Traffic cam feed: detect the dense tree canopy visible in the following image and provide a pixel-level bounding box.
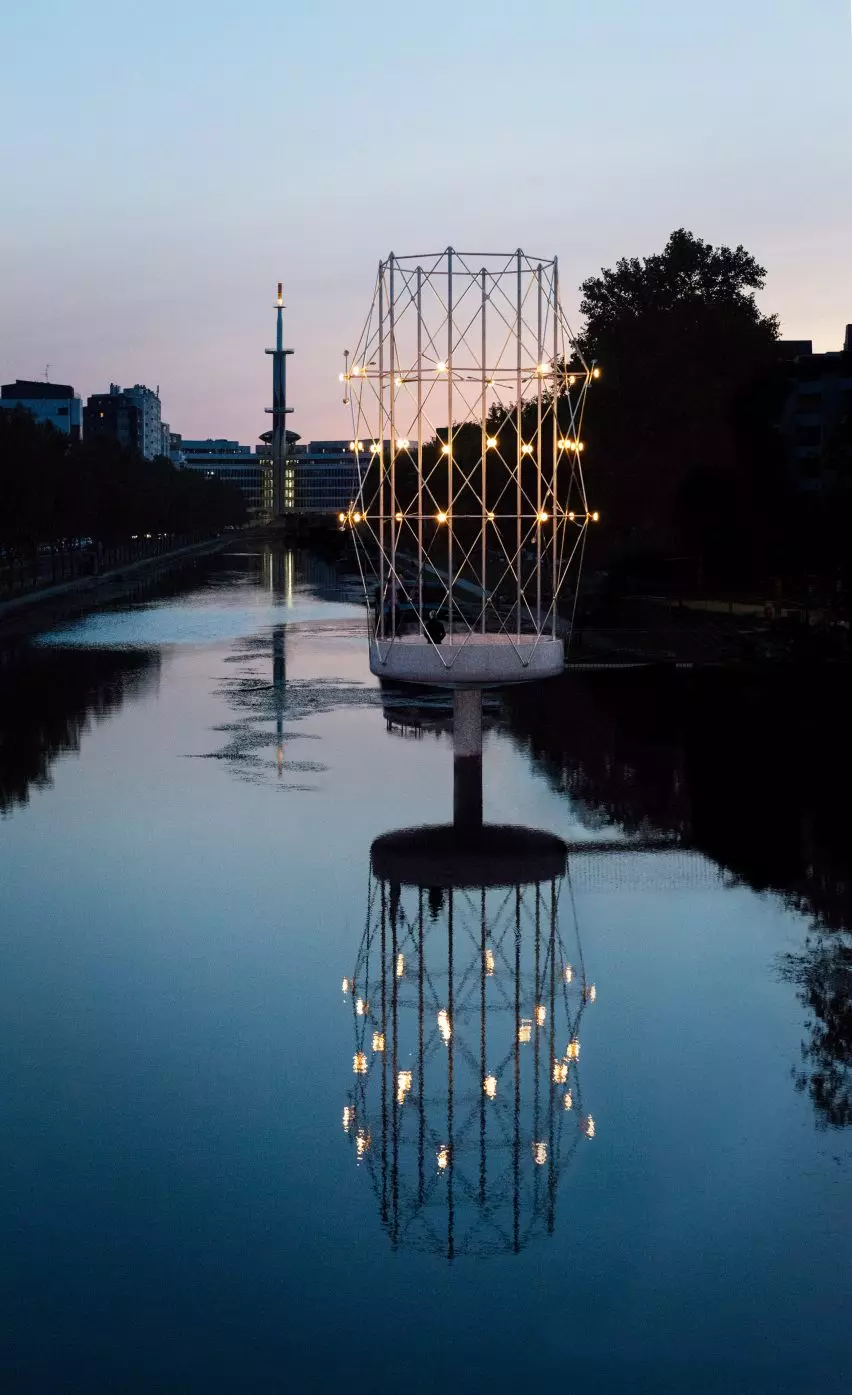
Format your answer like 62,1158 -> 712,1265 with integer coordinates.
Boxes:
0,409 -> 245,562
576,229 -> 786,581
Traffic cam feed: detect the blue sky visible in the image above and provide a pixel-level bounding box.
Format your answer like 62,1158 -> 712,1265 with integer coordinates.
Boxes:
1,0 -> 850,443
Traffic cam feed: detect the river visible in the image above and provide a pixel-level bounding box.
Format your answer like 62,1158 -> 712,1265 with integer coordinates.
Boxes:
1,544 -> 851,1394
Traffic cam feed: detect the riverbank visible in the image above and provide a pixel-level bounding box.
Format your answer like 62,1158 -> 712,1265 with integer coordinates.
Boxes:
0,534 -> 228,638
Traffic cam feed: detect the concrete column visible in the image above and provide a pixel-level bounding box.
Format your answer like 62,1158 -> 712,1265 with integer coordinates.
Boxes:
453,687 -> 483,829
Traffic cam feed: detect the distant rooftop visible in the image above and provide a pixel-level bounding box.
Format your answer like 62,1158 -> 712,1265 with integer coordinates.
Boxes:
1,379 -> 76,400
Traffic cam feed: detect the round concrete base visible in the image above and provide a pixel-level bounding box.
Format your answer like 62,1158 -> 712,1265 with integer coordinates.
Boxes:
368,632 -> 563,686
371,825 -> 567,889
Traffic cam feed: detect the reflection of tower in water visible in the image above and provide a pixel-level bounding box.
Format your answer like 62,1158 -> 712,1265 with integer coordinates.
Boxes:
272,625 -> 286,776
342,827 -> 595,1259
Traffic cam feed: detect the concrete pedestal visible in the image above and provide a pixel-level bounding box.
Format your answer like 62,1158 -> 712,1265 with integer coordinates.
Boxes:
453,687 -> 483,830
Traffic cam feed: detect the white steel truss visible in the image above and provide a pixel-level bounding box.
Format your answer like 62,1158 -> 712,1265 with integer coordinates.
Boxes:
341,248 -> 600,680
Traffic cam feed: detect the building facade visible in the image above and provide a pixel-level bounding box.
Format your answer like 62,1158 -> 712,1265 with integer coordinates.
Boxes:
181,440 -> 266,517
83,389 -> 142,452
290,440 -> 360,513
121,384 -> 163,459
0,379 -> 83,439
779,326 -> 852,482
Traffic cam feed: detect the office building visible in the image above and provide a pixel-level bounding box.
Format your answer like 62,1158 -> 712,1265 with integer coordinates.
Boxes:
121,384 -> 163,459
181,439 -> 266,517
84,389 -> 142,452
0,379 -> 83,439
290,440 -> 360,512
779,325 -> 852,482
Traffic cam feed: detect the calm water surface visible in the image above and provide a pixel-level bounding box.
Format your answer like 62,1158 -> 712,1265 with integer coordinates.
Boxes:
1,547 -> 851,1394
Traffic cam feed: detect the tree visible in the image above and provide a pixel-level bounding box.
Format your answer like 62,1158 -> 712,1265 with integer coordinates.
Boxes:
577,229 -> 784,583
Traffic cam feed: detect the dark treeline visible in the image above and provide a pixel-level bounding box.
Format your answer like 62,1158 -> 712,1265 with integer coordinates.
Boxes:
0,408 -> 246,588
503,669 -> 852,1130
0,640 -> 161,815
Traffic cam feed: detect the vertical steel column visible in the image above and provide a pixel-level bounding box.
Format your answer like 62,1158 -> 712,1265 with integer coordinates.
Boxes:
552,259 -> 560,639
391,891 -> 399,1246
481,267 -> 488,634
388,254 -> 397,636
479,886 -> 487,1207
380,878 -> 388,1223
548,878 -> 556,1233
516,249 -> 523,641
447,887 -> 455,1262
377,264 -> 386,640
418,887 -> 425,1206
533,882 -> 541,1206
536,264 -> 544,632
447,247 -> 454,642
417,267 -> 424,635
513,884 -> 521,1253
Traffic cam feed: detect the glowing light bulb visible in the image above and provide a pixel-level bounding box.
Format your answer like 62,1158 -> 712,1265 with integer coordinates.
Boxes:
569,375 -> 576,387
537,511 -> 549,524
370,441 -> 380,453
372,1031 -> 385,1052
486,436 -> 498,449
394,511 -> 403,523
487,510 -> 495,522
441,443 -> 451,456
338,511 -> 346,523
533,1141 -> 548,1166
518,1019 -> 532,1045
349,441 -> 356,450
353,511 -> 362,523
535,1004 -> 546,1027
592,510 -> 600,522
396,437 -> 410,449
484,1075 -> 497,1099
521,443 -> 533,455
436,361 -> 447,373
558,438 -> 569,451
568,511 -> 576,522
353,1052 -> 368,1075
536,362 -> 549,375
436,511 -> 448,524
592,367 -> 601,379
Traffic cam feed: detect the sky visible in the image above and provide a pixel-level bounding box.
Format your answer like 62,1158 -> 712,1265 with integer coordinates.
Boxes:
1,0 -> 850,444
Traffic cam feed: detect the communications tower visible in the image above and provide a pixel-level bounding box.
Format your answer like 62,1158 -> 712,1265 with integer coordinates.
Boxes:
266,282 -> 294,515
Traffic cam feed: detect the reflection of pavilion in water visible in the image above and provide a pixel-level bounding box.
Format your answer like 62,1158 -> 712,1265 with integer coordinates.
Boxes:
341,825 -> 595,1259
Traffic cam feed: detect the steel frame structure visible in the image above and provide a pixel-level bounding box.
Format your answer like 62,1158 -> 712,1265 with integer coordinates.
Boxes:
342,248 -> 599,684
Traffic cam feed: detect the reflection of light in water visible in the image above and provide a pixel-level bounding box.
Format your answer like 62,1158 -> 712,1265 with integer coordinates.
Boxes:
341,827 -> 597,1258
353,1052 -> 368,1075
564,964 -> 573,984
342,978 -> 351,994
355,997 -> 367,1017
343,1106 -> 354,1132
372,1032 -> 385,1053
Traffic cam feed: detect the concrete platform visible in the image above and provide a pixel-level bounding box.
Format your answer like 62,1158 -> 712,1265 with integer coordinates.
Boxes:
368,631 -> 564,686
371,825 -> 568,889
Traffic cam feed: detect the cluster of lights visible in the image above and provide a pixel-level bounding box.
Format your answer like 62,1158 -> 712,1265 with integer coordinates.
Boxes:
557,438 -> 583,452
349,440 -> 364,452
521,443 -> 533,456
395,438 -> 410,449
338,509 -> 365,526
